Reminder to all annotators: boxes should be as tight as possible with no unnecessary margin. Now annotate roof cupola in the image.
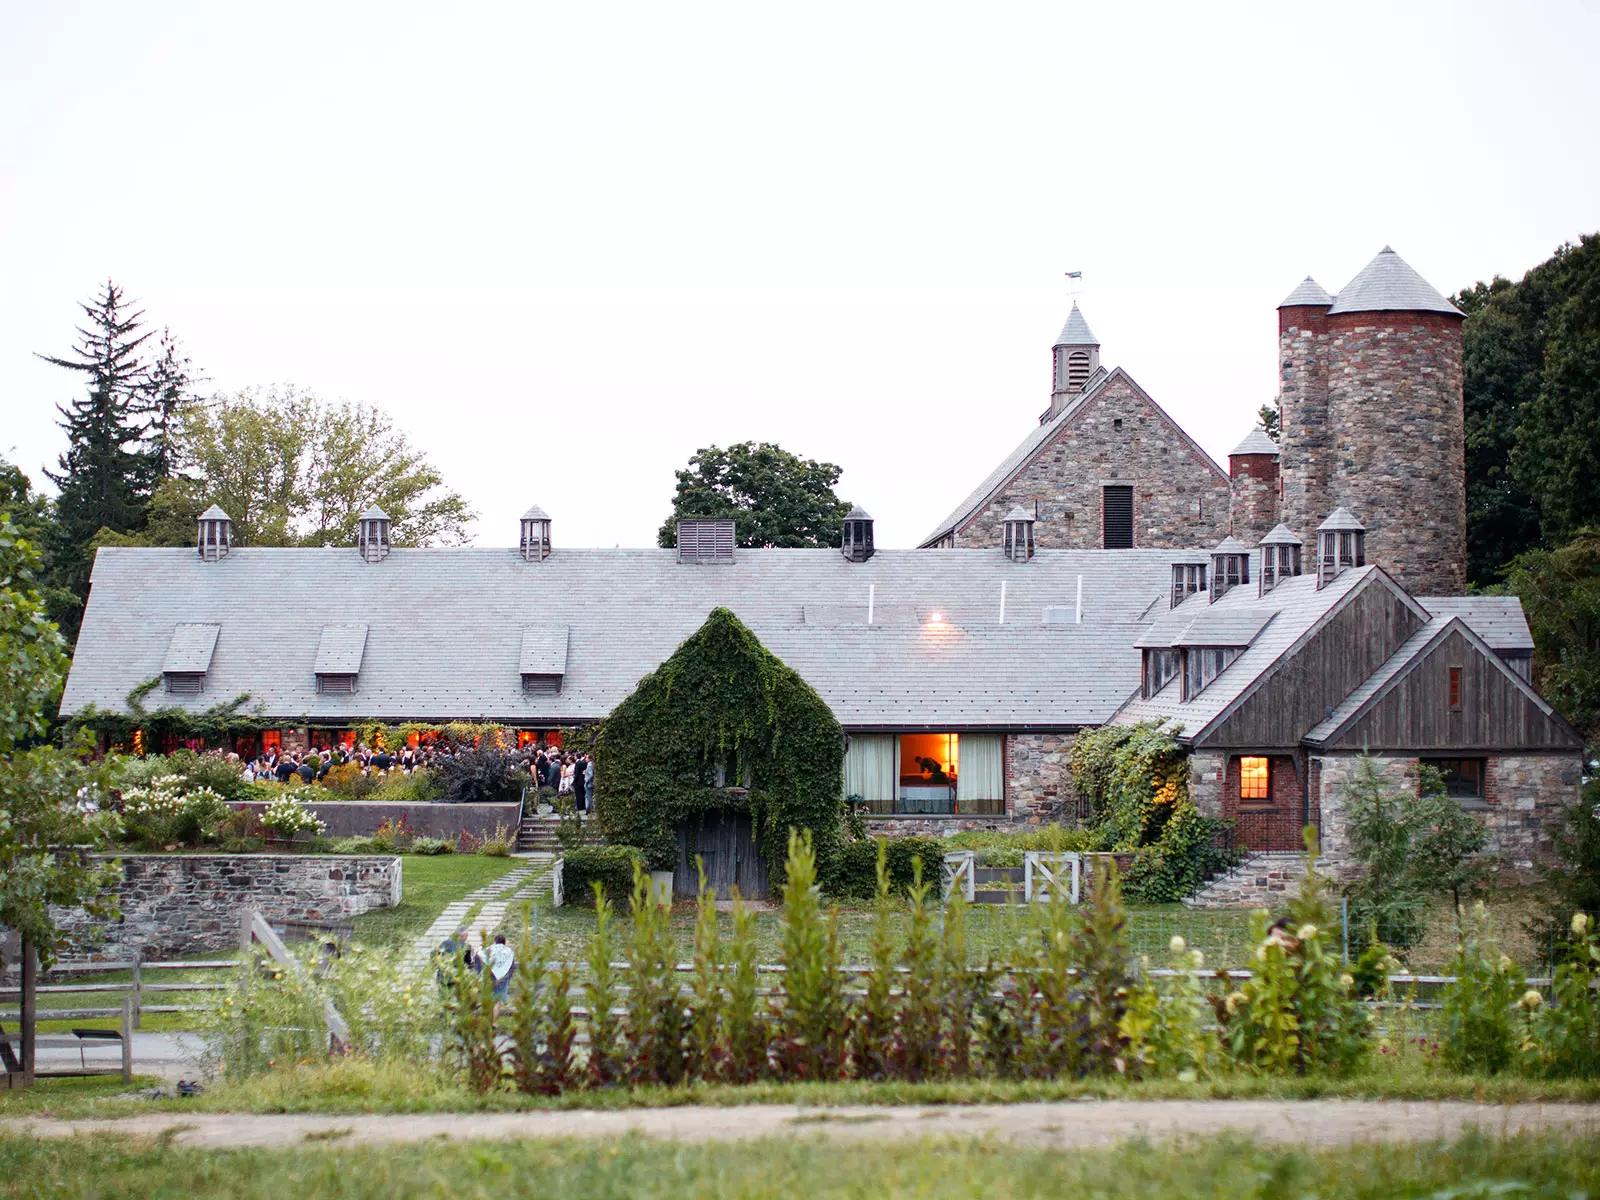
[1209,536,1250,601]
[1316,508,1365,589]
[841,505,875,563]
[1001,506,1035,562]
[1257,524,1303,596]
[197,504,231,562]
[520,504,552,562]
[357,506,391,563]
[1050,302,1100,416]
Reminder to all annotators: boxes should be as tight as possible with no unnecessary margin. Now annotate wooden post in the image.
[239,910,253,952]
[120,996,134,1083]
[19,939,36,1089]
[131,952,143,1031]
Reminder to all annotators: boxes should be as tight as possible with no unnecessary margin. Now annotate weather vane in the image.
[1064,269,1084,299]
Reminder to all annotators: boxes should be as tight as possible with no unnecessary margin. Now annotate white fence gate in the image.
[1024,852,1081,904]
[941,851,975,903]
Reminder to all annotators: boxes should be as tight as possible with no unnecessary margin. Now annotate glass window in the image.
[261,730,282,755]
[899,733,958,814]
[1144,649,1180,697]
[1426,758,1484,802]
[1239,756,1270,804]
[1448,666,1463,710]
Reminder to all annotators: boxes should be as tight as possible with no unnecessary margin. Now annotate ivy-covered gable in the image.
[593,607,844,880]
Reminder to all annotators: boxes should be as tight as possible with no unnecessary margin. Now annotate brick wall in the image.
[48,854,402,963]
[1324,312,1465,596]
[1222,754,1306,853]
[956,375,1232,550]
[1229,452,1281,544]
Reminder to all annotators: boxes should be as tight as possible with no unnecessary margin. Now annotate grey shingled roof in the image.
[1053,302,1098,347]
[1229,428,1280,457]
[521,504,550,521]
[1304,614,1559,746]
[198,504,231,522]
[1113,567,1424,739]
[519,625,570,675]
[1260,523,1303,546]
[1417,596,1534,652]
[920,366,1225,547]
[62,546,1214,730]
[1319,507,1365,532]
[1327,247,1463,316]
[1170,608,1276,648]
[163,623,220,674]
[314,625,369,675]
[1279,277,1334,307]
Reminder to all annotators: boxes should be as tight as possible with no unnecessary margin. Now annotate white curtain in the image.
[956,734,1003,803]
[844,734,895,804]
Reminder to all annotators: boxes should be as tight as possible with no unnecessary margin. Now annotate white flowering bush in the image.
[119,774,230,848]
[260,791,327,840]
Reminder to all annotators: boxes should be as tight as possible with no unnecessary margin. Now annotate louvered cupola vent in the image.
[357,506,391,563]
[197,505,231,562]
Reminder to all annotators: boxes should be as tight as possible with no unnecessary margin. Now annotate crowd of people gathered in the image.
[237,740,596,811]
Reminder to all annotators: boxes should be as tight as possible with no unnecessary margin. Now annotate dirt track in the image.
[5,1100,1600,1150]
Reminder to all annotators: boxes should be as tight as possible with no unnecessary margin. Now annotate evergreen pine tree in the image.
[137,327,202,486]
[38,280,155,641]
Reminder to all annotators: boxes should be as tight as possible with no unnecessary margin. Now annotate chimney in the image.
[357,506,392,563]
[1001,507,1035,562]
[1257,523,1303,596]
[520,504,552,561]
[1315,508,1365,589]
[196,504,232,562]
[841,506,874,562]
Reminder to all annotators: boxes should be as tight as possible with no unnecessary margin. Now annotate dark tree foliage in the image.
[593,607,844,886]
[437,748,527,805]
[1454,234,1600,583]
[137,328,203,485]
[1502,529,1600,745]
[1536,778,1600,940]
[1257,402,1280,442]
[657,441,852,549]
[38,281,157,640]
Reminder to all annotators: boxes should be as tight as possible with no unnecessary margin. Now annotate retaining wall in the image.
[231,800,520,842]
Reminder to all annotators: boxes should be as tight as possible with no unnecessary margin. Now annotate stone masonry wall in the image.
[1324,312,1466,596]
[1314,752,1577,882]
[1188,750,1227,820]
[956,375,1232,550]
[1277,304,1332,544]
[50,854,402,963]
[1229,452,1281,545]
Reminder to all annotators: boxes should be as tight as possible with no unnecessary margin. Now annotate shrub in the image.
[825,835,944,899]
[216,806,265,852]
[410,836,454,856]
[260,791,327,841]
[374,767,446,805]
[1524,912,1600,1078]
[624,864,687,1085]
[116,750,254,803]
[329,835,379,854]
[321,762,382,801]
[117,774,230,848]
[941,825,1094,867]
[478,822,513,856]
[769,829,847,1080]
[1440,901,1525,1075]
[564,845,646,904]
[439,750,525,806]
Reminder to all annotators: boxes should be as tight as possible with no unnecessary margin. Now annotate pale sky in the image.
[2,1,1595,550]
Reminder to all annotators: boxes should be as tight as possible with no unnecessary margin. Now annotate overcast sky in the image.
[2,1,1595,550]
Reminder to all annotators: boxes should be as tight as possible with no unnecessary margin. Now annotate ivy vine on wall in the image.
[68,678,273,746]
[593,606,844,881]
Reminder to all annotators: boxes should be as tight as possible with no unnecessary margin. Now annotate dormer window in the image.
[1143,648,1180,697]
[520,625,569,696]
[1316,508,1366,589]
[677,519,736,565]
[1001,507,1035,562]
[1171,562,1207,609]
[1209,537,1250,602]
[314,624,368,695]
[1183,646,1243,700]
[1258,524,1304,595]
[316,673,357,695]
[163,623,220,695]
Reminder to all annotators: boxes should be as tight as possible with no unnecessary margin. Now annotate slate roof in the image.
[519,625,570,676]
[1416,596,1534,652]
[1170,608,1276,648]
[61,546,1212,730]
[314,625,369,675]
[920,366,1225,547]
[1113,567,1415,739]
[1327,247,1463,316]
[1053,302,1098,347]
[1304,615,1560,747]
[162,623,220,674]
[1229,428,1280,457]
[1279,277,1334,307]
[198,504,231,522]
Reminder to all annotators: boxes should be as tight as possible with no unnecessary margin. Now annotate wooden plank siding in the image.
[1198,580,1425,748]
[1317,627,1579,752]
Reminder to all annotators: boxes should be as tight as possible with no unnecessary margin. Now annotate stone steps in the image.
[1184,852,1323,910]
[515,813,601,854]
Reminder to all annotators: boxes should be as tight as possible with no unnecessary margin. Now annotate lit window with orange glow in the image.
[1239,756,1270,803]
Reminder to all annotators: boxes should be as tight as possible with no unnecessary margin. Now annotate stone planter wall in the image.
[46,854,403,964]
[231,800,520,842]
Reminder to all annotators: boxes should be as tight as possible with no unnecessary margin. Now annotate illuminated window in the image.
[545,730,563,749]
[1239,756,1270,804]
[261,730,282,755]
[1448,666,1462,711]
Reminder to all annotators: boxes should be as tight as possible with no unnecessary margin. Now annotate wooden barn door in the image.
[675,812,768,899]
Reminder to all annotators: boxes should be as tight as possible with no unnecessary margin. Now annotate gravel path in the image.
[5,1100,1600,1150]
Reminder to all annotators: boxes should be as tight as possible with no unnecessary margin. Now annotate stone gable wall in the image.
[956,376,1232,550]
[49,854,402,963]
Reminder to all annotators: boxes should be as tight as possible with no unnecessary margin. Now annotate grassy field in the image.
[2,1127,1599,1198]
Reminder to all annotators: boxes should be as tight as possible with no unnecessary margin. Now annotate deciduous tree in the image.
[657,441,851,548]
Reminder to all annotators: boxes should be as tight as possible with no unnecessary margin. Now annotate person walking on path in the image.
[486,934,515,1016]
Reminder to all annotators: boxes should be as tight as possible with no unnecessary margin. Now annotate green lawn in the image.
[2,1128,1599,1199]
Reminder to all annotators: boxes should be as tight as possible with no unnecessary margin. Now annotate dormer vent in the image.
[1001,506,1035,563]
[357,506,391,563]
[520,505,552,562]
[676,519,735,565]
[841,506,875,563]
[1209,536,1250,602]
[314,623,368,694]
[1258,524,1304,596]
[1171,560,1207,609]
[197,505,231,562]
[1316,508,1366,589]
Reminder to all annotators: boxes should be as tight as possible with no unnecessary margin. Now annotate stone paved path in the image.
[400,856,555,973]
[4,1100,1599,1150]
